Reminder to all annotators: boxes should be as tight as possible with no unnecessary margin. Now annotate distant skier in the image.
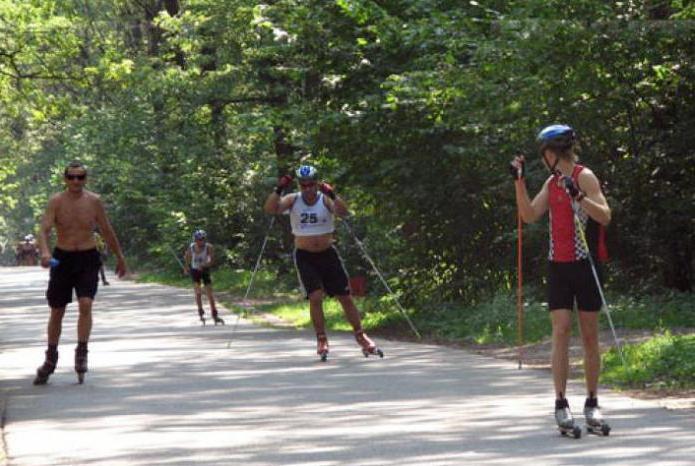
[183,229,224,326]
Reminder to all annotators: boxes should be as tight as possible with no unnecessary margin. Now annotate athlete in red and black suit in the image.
[511,125,612,431]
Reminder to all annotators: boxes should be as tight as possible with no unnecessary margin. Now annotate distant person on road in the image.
[33,161,127,385]
[510,125,612,435]
[183,229,225,326]
[94,230,110,285]
[263,164,383,361]
[16,234,39,266]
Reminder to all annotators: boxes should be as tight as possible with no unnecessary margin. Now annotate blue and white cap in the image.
[295,165,318,181]
[193,229,207,240]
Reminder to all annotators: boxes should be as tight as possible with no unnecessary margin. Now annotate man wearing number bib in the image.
[264,165,382,361]
[183,229,225,326]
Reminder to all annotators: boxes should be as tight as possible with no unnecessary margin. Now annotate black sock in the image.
[585,397,598,408]
[77,341,88,352]
[555,398,569,410]
[46,344,58,361]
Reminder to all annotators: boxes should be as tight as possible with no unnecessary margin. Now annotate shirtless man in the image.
[264,165,382,361]
[34,161,127,385]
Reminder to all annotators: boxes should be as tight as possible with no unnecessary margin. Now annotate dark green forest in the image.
[2,0,694,310]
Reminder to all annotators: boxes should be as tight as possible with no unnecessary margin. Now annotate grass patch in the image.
[255,296,397,333]
[254,289,549,344]
[415,290,550,345]
[602,333,695,389]
[606,291,695,330]
[135,266,295,297]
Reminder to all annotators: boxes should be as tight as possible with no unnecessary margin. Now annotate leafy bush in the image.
[602,333,695,389]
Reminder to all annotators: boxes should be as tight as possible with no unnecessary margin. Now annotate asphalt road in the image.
[1,266,693,465]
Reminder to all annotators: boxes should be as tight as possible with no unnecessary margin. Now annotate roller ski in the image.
[75,347,88,384]
[317,333,329,362]
[555,398,581,439]
[198,310,206,326]
[355,330,384,358]
[212,311,225,326]
[584,398,611,436]
[33,350,58,385]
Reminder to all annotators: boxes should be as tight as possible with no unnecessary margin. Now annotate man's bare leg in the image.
[47,306,66,345]
[578,310,600,396]
[551,309,572,399]
[75,298,93,383]
[335,294,363,331]
[34,307,66,385]
[77,297,93,342]
[194,283,205,324]
[206,285,224,324]
[577,309,610,433]
[308,290,326,335]
[551,309,581,434]
[336,294,381,356]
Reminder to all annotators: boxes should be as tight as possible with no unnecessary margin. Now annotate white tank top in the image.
[289,193,335,236]
[190,243,210,270]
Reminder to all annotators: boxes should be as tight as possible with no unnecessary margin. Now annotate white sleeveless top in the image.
[289,193,335,236]
[190,242,210,270]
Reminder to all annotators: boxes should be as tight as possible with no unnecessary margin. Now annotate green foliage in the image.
[607,291,695,329]
[136,266,295,298]
[1,0,693,302]
[413,289,550,345]
[602,333,695,389]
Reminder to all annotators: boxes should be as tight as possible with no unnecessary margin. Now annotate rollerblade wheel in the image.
[601,424,611,436]
[320,351,328,362]
[572,426,582,439]
[376,349,384,358]
[33,374,49,386]
[77,372,85,384]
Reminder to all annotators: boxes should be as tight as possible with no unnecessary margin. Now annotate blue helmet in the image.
[295,165,318,182]
[193,229,207,241]
[537,124,576,145]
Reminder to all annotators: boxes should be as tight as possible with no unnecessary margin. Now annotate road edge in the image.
[1,392,8,466]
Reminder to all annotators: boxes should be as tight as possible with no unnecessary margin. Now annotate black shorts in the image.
[548,259,603,312]
[293,246,350,298]
[46,248,101,308]
[191,268,212,285]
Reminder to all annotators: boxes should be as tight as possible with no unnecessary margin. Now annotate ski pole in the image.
[517,210,524,370]
[168,245,186,272]
[571,202,626,368]
[228,216,276,346]
[340,218,422,340]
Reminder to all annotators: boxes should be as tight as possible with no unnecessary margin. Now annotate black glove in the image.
[319,182,336,200]
[275,174,293,195]
[509,155,525,181]
[561,176,583,200]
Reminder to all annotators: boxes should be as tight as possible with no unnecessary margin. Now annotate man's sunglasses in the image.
[65,174,86,180]
[299,182,316,188]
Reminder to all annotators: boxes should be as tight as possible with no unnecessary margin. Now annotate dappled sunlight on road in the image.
[1,267,694,465]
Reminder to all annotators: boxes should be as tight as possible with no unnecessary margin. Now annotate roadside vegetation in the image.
[138,265,694,390]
